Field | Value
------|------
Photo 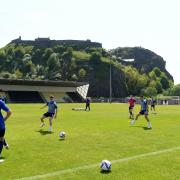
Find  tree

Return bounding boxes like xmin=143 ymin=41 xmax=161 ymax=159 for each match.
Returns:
xmin=153 ymin=67 xmax=161 ymax=77
xmin=14 ymin=46 xmax=25 ymax=59
xmin=0 ymin=72 xmax=12 ymax=79
xmin=21 ymin=59 xmax=36 ymax=76
xmin=124 ymin=66 xmax=147 ymax=95
xmin=32 ymin=49 xmax=44 ymax=64
xmin=61 ymin=51 xmax=74 ymax=80
xmin=155 ymin=80 xmax=163 ymax=94
xmin=6 ymin=46 xmax=15 ymax=56
xmin=62 ymin=51 xmax=73 ymax=63
xmin=89 ymin=52 xmax=101 ymax=65
xmin=0 ymin=49 xmax=6 ymax=67
xmin=136 ymin=75 xmax=148 ymax=94
xmin=14 ymin=69 xmax=23 ymax=79
xmin=36 ymin=65 xmax=45 ymax=76
xmin=170 ymin=84 xmax=180 ymax=96
xmin=149 ymin=80 xmax=156 ymax=88
xmin=141 ymin=87 xmax=157 ymax=97
xmin=47 ymin=53 xmax=60 ymax=71
xmin=47 ymin=53 xmax=61 ymax=79
xmin=160 ymin=74 xmax=170 ymax=89
xmin=53 ymin=45 xmax=65 ymax=54
xmin=0 ymin=49 xmax=6 ymax=60
xmin=149 ymin=71 xmax=157 ymax=80
xmin=78 ymin=68 xmax=86 ymax=79
xmin=43 ymin=48 xmax=54 ymax=64
xmin=67 ymin=47 xmax=73 ymax=53
xmin=71 ymin=74 xmax=78 ymax=81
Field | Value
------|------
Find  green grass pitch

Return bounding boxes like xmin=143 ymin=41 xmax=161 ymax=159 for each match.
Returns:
xmin=1 ymin=103 xmax=180 ymax=179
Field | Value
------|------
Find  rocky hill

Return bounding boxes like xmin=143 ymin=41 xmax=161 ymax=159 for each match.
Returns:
xmin=0 ymin=38 xmax=173 ymax=97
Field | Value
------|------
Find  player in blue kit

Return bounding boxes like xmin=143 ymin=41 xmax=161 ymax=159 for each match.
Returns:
xmin=85 ymin=97 xmax=90 ymax=111
xmin=40 ymin=95 xmax=58 ymax=132
xmin=0 ymin=94 xmax=10 ymax=149
xmin=131 ymin=95 xmax=152 ymax=129
xmin=0 ymin=99 xmax=12 ymax=163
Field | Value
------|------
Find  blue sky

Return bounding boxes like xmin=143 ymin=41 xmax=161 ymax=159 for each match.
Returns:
xmin=0 ymin=0 xmax=179 ymax=84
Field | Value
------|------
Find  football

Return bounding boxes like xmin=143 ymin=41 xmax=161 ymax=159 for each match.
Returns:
xmin=100 ymin=160 xmax=111 ymax=171
xmin=59 ymin=131 xmax=66 ymax=139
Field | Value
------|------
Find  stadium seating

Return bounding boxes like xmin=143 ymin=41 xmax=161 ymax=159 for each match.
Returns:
xmin=8 ymin=91 xmax=44 ymax=103
xmin=66 ymin=92 xmax=83 ymax=102
xmin=41 ymin=92 xmax=67 ymax=103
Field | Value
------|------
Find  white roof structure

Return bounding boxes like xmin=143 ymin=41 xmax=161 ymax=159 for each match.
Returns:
xmin=77 ymin=84 xmax=89 ymax=99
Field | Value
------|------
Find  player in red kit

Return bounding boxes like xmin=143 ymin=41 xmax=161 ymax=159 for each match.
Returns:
xmin=128 ymin=95 xmax=136 ymax=119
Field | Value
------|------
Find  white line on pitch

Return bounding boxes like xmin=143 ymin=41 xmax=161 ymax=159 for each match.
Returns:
xmin=16 ymin=146 xmax=180 ymax=180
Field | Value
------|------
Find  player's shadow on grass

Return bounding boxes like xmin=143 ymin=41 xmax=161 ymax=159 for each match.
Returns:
xmin=36 ymin=129 xmax=54 ymax=135
xmin=131 ymin=125 xmax=152 ymax=130
xmin=0 ymin=156 xmax=5 ymax=160
xmin=143 ymin=127 xmax=152 ymax=130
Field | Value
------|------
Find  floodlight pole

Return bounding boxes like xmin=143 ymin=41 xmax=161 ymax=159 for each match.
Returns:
xmin=109 ymin=61 xmax=112 ymax=103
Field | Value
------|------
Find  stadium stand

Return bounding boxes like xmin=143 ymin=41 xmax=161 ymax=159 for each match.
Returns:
xmin=42 ymin=92 xmax=67 ymax=102
xmin=8 ymin=91 xmax=44 ymax=103
xmin=0 ymin=79 xmax=89 ymax=103
xmin=66 ymin=92 xmax=84 ymax=102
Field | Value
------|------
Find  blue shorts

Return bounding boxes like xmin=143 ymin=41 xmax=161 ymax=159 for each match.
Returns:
xmin=0 ymin=129 xmax=5 ymax=137
xmin=139 ymin=110 xmax=148 ymax=115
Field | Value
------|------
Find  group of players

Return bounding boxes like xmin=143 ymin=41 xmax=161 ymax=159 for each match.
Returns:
xmin=128 ymin=95 xmax=156 ymax=129
xmin=0 ymin=94 xmax=155 ymax=163
xmin=0 ymin=95 xmax=59 ymax=163
xmin=0 ymin=95 xmax=92 ymax=163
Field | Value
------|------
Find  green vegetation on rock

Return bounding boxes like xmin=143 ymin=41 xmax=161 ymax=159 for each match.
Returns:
xmin=0 ymin=40 xmax=174 ymax=97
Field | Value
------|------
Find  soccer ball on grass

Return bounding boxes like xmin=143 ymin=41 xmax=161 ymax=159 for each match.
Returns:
xmin=100 ymin=160 xmax=111 ymax=172
xmin=59 ymin=131 xmax=66 ymax=139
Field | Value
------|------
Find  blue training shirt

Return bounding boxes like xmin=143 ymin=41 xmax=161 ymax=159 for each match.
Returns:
xmin=0 ymin=100 xmax=10 ymax=130
xmin=86 ymin=98 xmax=90 ymax=104
xmin=47 ymin=101 xmax=57 ymax=113
xmin=141 ymin=99 xmax=148 ymax=111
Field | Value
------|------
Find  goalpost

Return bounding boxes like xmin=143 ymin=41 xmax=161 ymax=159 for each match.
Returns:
xmin=157 ymin=96 xmax=180 ymax=105
xmin=171 ymin=96 xmax=180 ymax=105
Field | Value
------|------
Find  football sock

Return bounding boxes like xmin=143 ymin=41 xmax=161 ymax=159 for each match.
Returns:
xmin=131 ymin=119 xmax=135 ymax=125
xmin=148 ymin=122 xmax=152 ymax=128
xmin=49 ymin=126 xmax=52 ymax=131
xmin=3 ymin=139 xmax=7 ymax=146
xmin=0 ymin=141 xmax=3 ymax=155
